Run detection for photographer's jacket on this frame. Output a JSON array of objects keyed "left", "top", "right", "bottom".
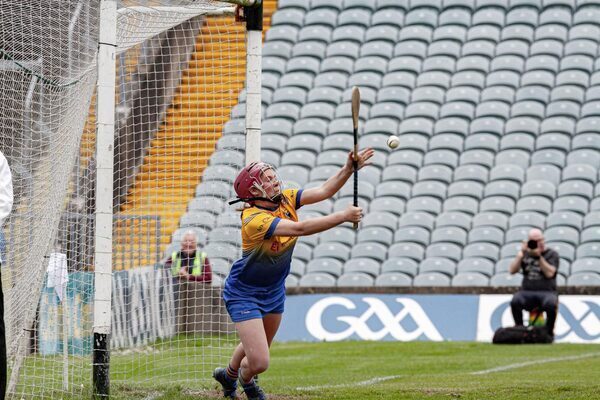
[{"left": 520, "top": 249, "right": 559, "bottom": 291}]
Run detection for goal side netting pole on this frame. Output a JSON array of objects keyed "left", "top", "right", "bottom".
[
  {"left": 93, "top": 0, "right": 117, "bottom": 398},
  {"left": 244, "top": 1, "right": 263, "bottom": 165}
]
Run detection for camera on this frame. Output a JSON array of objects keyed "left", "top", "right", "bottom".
[{"left": 527, "top": 240, "right": 538, "bottom": 249}]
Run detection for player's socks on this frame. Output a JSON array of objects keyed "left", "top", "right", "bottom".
[{"left": 226, "top": 364, "right": 239, "bottom": 381}]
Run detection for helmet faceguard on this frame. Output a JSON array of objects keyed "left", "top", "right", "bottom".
[{"left": 229, "top": 162, "right": 283, "bottom": 206}]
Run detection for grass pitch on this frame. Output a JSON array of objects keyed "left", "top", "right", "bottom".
[{"left": 17, "top": 340, "right": 600, "bottom": 399}]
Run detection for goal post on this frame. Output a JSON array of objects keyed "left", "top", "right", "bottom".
[
  {"left": 92, "top": 1, "right": 117, "bottom": 398},
  {"left": 1, "top": 0, "right": 264, "bottom": 398},
  {"left": 243, "top": 1, "right": 263, "bottom": 165}
]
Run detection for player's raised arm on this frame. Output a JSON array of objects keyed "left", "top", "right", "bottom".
[
  {"left": 300, "top": 148, "right": 374, "bottom": 206},
  {"left": 272, "top": 205, "right": 362, "bottom": 237}
]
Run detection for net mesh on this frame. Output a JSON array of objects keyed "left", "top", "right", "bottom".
[{"left": 0, "top": 0, "right": 267, "bottom": 397}]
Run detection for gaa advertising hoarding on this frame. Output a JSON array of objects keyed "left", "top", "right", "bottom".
[
  {"left": 276, "top": 294, "right": 600, "bottom": 344},
  {"left": 38, "top": 266, "right": 176, "bottom": 355}
]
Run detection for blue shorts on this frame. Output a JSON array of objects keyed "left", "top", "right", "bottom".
[{"left": 224, "top": 292, "right": 286, "bottom": 323}]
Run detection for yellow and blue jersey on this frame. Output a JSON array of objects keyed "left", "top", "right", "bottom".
[{"left": 223, "top": 189, "right": 303, "bottom": 302}]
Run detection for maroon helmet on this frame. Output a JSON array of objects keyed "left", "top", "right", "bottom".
[{"left": 231, "top": 162, "right": 282, "bottom": 205}]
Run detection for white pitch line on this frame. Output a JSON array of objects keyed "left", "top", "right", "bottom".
[
  {"left": 296, "top": 375, "right": 401, "bottom": 391},
  {"left": 471, "top": 352, "right": 600, "bottom": 375}
]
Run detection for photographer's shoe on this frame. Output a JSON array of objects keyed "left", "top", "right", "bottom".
[
  {"left": 213, "top": 367, "right": 238, "bottom": 399},
  {"left": 239, "top": 376, "right": 266, "bottom": 400}
]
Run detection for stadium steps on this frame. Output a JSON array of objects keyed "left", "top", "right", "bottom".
[{"left": 113, "top": 1, "right": 278, "bottom": 270}]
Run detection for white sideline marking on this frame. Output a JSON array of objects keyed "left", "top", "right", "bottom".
[
  {"left": 471, "top": 352, "right": 600, "bottom": 375},
  {"left": 296, "top": 375, "right": 401, "bottom": 391}
]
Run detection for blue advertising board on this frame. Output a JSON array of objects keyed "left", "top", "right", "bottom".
[{"left": 276, "top": 294, "right": 600, "bottom": 344}]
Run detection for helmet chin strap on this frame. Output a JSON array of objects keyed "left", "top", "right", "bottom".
[
  {"left": 229, "top": 180, "right": 282, "bottom": 206},
  {"left": 228, "top": 195, "right": 281, "bottom": 206}
]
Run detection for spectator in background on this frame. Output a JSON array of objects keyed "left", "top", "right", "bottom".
[
  {"left": 165, "top": 230, "right": 212, "bottom": 283},
  {"left": 0, "top": 150, "right": 14, "bottom": 399},
  {"left": 509, "top": 228, "right": 559, "bottom": 339}
]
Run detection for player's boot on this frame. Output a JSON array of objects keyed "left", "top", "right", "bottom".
[
  {"left": 239, "top": 376, "right": 266, "bottom": 400},
  {"left": 213, "top": 367, "right": 239, "bottom": 399}
]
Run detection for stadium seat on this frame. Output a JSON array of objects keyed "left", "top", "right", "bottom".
[
  {"left": 375, "top": 272, "right": 413, "bottom": 286},
  {"left": 299, "top": 272, "right": 337, "bottom": 287},
  {"left": 357, "top": 227, "right": 394, "bottom": 246},
  {"left": 572, "top": 133, "right": 600, "bottom": 151},
  {"left": 370, "top": 197, "right": 406, "bottom": 216},
  {"left": 567, "top": 272, "right": 600, "bottom": 286},
  {"left": 448, "top": 181, "right": 484, "bottom": 200},
  {"left": 484, "top": 180, "right": 520, "bottom": 201},
  {"left": 558, "top": 180, "right": 594, "bottom": 200},
  {"left": 472, "top": 211, "right": 509, "bottom": 231},
  {"left": 406, "top": 197, "right": 443, "bottom": 215},
  {"left": 337, "top": 272, "right": 375, "bottom": 287},
  {"left": 583, "top": 211, "right": 600, "bottom": 229},
  {"left": 189, "top": 196, "right": 224, "bottom": 216},
  {"left": 285, "top": 274, "right": 299, "bottom": 288},
  {"left": 517, "top": 196, "right": 553, "bottom": 215},
  {"left": 546, "top": 241, "right": 576, "bottom": 262},
  {"left": 426, "top": 243, "right": 462, "bottom": 262},
  {"left": 430, "top": 226, "right": 468, "bottom": 246},
  {"left": 463, "top": 243, "right": 500, "bottom": 262},
  {"left": 530, "top": 150, "right": 566, "bottom": 168},
  {"left": 412, "top": 181, "right": 447, "bottom": 201},
  {"left": 419, "top": 257, "right": 456, "bottom": 276},
  {"left": 195, "top": 181, "right": 232, "bottom": 199},
  {"left": 577, "top": 242, "right": 600, "bottom": 259},
  {"left": 562, "top": 164, "right": 597, "bottom": 184},
  {"left": 521, "top": 180, "right": 556, "bottom": 200},
  {"left": 351, "top": 242, "right": 388, "bottom": 262},
  {"left": 313, "top": 242, "right": 352, "bottom": 262},
  {"left": 344, "top": 258, "right": 380, "bottom": 277},
  {"left": 418, "top": 165, "right": 454, "bottom": 184},
  {"left": 480, "top": 196, "right": 516, "bottom": 215},
  {"left": 319, "top": 226, "right": 356, "bottom": 247},
  {"left": 388, "top": 243, "right": 426, "bottom": 262},
  {"left": 381, "top": 257, "right": 419, "bottom": 277},
  {"left": 526, "top": 164, "right": 561, "bottom": 186},
  {"left": 453, "top": 165, "right": 489, "bottom": 184},
  {"left": 553, "top": 196, "right": 589, "bottom": 215},
  {"left": 435, "top": 211, "right": 472, "bottom": 231},
  {"left": 202, "top": 165, "right": 237, "bottom": 183},
  {"left": 306, "top": 258, "right": 344, "bottom": 277},
  {"left": 394, "top": 226, "right": 430, "bottom": 247},
  {"left": 413, "top": 272, "right": 452, "bottom": 287},
  {"left": 362, "top": 211, "right": 398, "bottom": 232},
  {"left": 457, "top": 258, "right": 495, "bottom": 276},
  {"left": 468, "top": 226, "right": 504, "bottom": 246},
  {"left": 452, "top": 272, "right": 490, "bottom": 287},
  {"left": 490, "top": 272, "right": 523, "bottom": 287},
  {"left": 292, "top": 241, "right": 313, "bottom": 262},
  {"left": 216, "top": 212, "right": 242, "bottom": 229}
]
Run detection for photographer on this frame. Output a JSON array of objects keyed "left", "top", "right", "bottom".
[{"left": 509, "top": 228, "right": 559, "bottom": 339}]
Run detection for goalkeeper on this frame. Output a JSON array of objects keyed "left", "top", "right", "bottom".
[
  {"left": 0, "top": 150, "right": 13, "bottom": 399},
  {"left": 213, "top": 150, "right": 372, "bottom": 399}
]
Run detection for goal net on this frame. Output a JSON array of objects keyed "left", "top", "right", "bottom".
[{"left": 0, "top": 0, "right": 262, "bottom": 397}]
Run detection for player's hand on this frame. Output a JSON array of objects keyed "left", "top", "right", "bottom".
[
  {"left": 343, "top": 205, "right": 363, "bottom": 223},
  {"left": 345, "top": 148, "right": 375, "bottom": 171}
]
